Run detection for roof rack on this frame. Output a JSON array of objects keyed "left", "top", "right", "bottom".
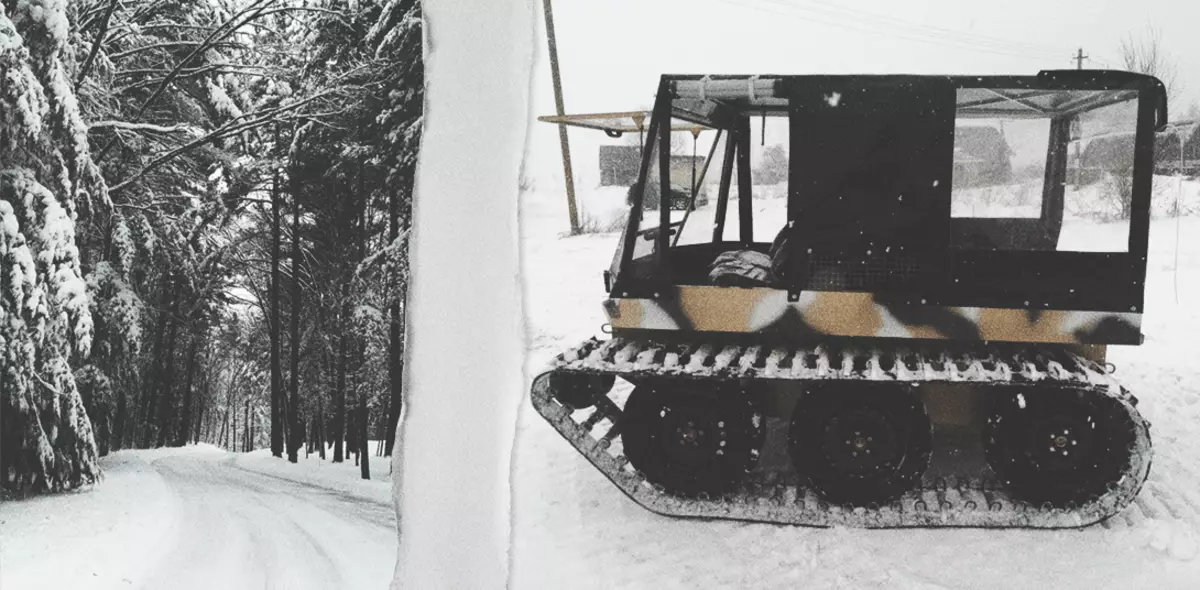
[{"left": 537, "top": 111, "right": 713, "bottom": 137}]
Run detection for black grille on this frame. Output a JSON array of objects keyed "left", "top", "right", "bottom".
[{"left": 804, "top": 254, "right": 924, "bottom": 291}]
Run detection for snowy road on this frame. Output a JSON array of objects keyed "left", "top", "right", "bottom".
[
  {"left": 140, "top": 454, "right": 397, "bottom": 590},
  {"left": 0, "top": 447, "right": 397, "bottom": 590}
]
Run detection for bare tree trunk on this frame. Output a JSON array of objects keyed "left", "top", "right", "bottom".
[
  {"left": 219, "top": 400, "right": 228, "bottom": 449},
  {"left": 196, "top": 405, "right": 205, "bottom": 445},
  {"left": 386, "top": 174, "right": 404, "bottom": 456},
  {"left": 271, "top": 173, "right": 284, "bottom": 457},
  {"left": 317, "top": 395, "right": 326, "bottom": 460},
  {"left": 194, "top": 376, "right": 206, "bottom": 446},
  {"left": 350, "top": 392, "right": 358, "bottom": 466},
  {"left": 226, "top": 394, "right": 234, "bottom": 451},
  {"left": 349, "top": 170, "right": 367, "bottom": 468},
  {"left": 243, "top": 398, "right": 250, "bottom": 452},
  {"left": 154, "top": 300, "right": 180, "bottom": 448},
  {"left": 360, "top": 390, "right": 370, "bottom": 479},
  {"left": 141, "top": 275, "right": 173, "bottom": 448},
  {"left": 288, "top": 181, "right": 302, "bottom": 462},
  {"left": 334, "top": 325, "right": 347, "bottom": 463},
  {"left": 112, "top": 390, "right": 127, "bottom": 452},
  {"left": 175, "top": 332, "right": 200, "bottom": 446}
]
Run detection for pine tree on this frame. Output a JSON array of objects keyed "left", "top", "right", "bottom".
[{"left": 1, "top": 0, "right": 106, "bottom": 496}]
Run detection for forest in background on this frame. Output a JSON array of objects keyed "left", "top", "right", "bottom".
[{"left": 1, "top": 0, "right": 423, "bottom": 497}]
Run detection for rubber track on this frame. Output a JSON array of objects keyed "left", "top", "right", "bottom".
[{"left": 530, "top": 336, "right": 1153, "bottom": 529}]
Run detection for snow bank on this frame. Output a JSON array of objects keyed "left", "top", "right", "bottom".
[
  {"left": 1062, "top": 176, "right": 1200, "bottom": 221},
  {"left": 231, "top": 444, "right": 392, "bottom": 506}
]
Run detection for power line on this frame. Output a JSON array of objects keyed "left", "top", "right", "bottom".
[
  {"left": 709, "top": 0, "right": 1072, "bottom": 63},
  {"left": 715, "top": 0, "right": 1060, "bottom": 59},
  {"left": 779, "top": 0, "right": 1068, "bottom": 58}
]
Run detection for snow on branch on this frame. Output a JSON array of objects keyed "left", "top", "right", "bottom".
[
  {"left": 354, "top": 229, "right": 410, "bottom": 279},
  {"left": 108, "top": 90, "right": 338, "bottom": 195},
  {"left": 88, "top": 121, "right": 198, "bottom": 134}
]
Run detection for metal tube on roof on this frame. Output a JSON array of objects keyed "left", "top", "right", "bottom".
[{"left": 674, "top": 77, "right": 779, "bottom": 100}]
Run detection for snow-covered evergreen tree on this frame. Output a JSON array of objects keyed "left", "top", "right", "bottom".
[{"left": 1, "top": 0, "right": 105, "bottom": 496}]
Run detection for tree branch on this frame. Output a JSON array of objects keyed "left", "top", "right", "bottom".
[
  {"left": 109, "top": 41, "right": 248, "bottom": 61},
  {"left": 75, "top": 0, "right": 121, "bottom": 90},
  {"left": 109, "top": 91, "right": 335, "bottom": 194},
  {"left": 133, "top": 0, "right": 275, "bottom": 119},
  {"left": 89, "top": 121, "right": 196, "bottom": 134},
  {"left": 95, "top": 0, "right": 277, "bottom": 164}
]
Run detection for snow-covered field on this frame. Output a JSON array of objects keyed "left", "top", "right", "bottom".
[
  {"left": 510, "top": 178, "right": 1200, "bottom": 589},
  {"left": 0, "top": 444, "right": 397, "bottom": 590}
]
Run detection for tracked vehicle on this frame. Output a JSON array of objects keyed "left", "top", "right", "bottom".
[{"left": 532, "top": 70, "right": 1167, "bottom": 528}]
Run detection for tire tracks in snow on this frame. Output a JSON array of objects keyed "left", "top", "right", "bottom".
[{"left": 136, "top": 453, "right": 396, "bottom": 589}]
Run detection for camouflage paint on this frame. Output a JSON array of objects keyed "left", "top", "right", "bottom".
[{"left": 604, "top": 285, "right": 1141, "bottom": 346}]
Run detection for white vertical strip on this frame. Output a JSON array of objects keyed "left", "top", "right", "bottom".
[{"left": 391, "top": 0, "right": 534, "bottom": 588}]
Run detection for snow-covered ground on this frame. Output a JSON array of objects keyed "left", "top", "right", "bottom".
[
  {"left": 0, "top": 444, "right": 397, "bottom": 590},
  {"left": 233, "top": 443, "right": 394, "bottom": 506},
  {"left": 511, "top": 178, "right": 1200, "bottom": 589}
]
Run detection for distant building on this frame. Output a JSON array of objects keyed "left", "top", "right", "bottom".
[
  {"left": 599, "top": 145, "right": 708, "bottom": 194},
  {"left": 599, "top": 145, "right": 640, "bottom": 186},
  {"left": 952, "top": 126, "right": 1013, "bottom": 188},
  {"left": 1154, "top": 120, "right": 1200, "bottom": 175},
  {"left": 1072, "top": 120, "right": 1200, "bottom": 179}
]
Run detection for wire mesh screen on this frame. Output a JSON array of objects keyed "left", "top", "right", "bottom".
[{"left": 803, "top": 254, "right": 925, "bottom": 291}]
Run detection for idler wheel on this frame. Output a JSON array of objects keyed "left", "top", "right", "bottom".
[{"left": 547, "top": 371, "right": 616, "bottom": 410}]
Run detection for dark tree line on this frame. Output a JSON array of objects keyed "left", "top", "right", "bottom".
[{"left": 2, "top": 0, "right": 422, "bottom": 497}]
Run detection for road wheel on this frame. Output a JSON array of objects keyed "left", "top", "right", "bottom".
[
  {"left": 788, "top": 384, "right": 932, "bottom": 507},
  {"left": 983, "top": 388, "right": 1135, "bottom": 507},
  {"left": 621, "top": 382, "right": 764, "bottom": 498}
]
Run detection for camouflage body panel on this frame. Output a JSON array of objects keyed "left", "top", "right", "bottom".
[{"left": 603, "top": 285, "right": 1142, "bottom": 347}]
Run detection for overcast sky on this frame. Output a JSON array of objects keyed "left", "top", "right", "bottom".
[{"left": 522, "top": 0, "right": 1199, "bottom": 187}]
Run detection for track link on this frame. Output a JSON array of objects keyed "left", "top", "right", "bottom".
[{"left": 530, "top": 336, "right": 1152, "bottom": 529}]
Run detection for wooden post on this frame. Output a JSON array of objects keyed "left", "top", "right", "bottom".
[{"left": 542, "top": 0, "right": 580, "bottom": 234}]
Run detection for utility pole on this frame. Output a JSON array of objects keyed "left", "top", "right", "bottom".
[
  {"left": 542, "top": 0, "right": 581, "bottom": 235},
  {"left": 1074, "top": 48, "right": 1089, "bottom": 70}
]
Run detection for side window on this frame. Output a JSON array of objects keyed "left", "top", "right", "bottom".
[
  {"left": 718, "top": 114, "right": 790, "bottom": 243},
  {"left": 618, "top": 113, "right": 720, "bottom": 259},
  {"left": 951, "top": 88, "right": 1139, "bottom": 253},
  {"left": 1059, "top": 98, "right": 1139, "bottom": 252},
  {"left": 951, "top": 119, "right": 1048, "bottom": 219},
  {"left": 669, "top": 125, "right": 722, "bottom": 247},
  {"left": 624, "top": 126, "right": 663, "bottom": 263}
]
